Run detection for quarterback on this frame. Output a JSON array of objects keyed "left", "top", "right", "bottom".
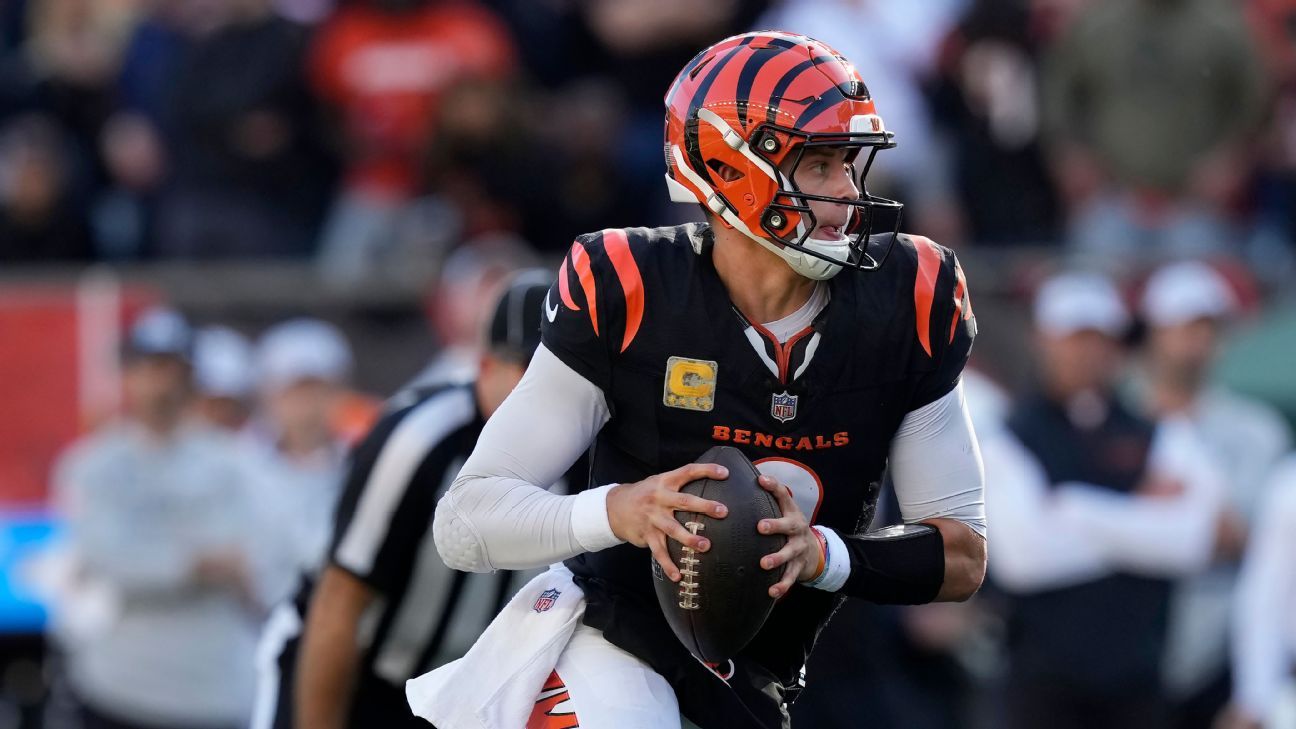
[{"left": 411, "top": 31, "right": 987, "bottom": 729}]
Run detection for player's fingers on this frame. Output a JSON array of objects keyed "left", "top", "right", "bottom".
[
  {"left": 762, "top": 542, "right": 808, "bottom": 598},
  {"left": 665, "top": 463, "right": 729, "bottom": 491},
  {"left": 757, "top": 474, "right": 801, "bottom": 515},
  {"left": 647, "top": 532, "right": 681, "bottom": 582},
  {"left": 761, "top": 542, "right": 799, "bottom": 572},
  {"left": 769, "top": 561, "right": 801, "bottom": 599},
  {"left": 757, "top": 514, "right": 804, "bottom": 536},
  {"left": 670, "top": 493, "right": 728, "bottom": 519},
  {"left": 653, "top": 513, "right": 711, "bottom": 553}
]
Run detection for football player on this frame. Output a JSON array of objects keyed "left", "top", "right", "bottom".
[{"left": 416, "top": 31, "right": 987, "bottom": 729}]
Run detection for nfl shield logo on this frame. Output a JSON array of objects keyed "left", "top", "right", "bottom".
[
  {"left": 771, "top": 391, "right": 798, "bottom": 423},
  {"left": 532, "top": 588, "right": 561, "bottom": 613}
]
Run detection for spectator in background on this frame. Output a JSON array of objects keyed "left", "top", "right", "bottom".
[
  {"left": 410, "top": 234, "right": 537, "bottom": 387},
  {"left": 1042, "top": 0, "right": 1269, "bottom": 263},
  {"left": 96, "top": 0, "right": 202, "bottom": 259},
  {"left": 758, "top": 0, "right": 968, "bottom": 244},
  {"left": 248, "top": 318, "right": 354, "bottom": 601},
  {"left": 571, "top": 0, "right": 764, "bottom": 227},
  {"left": 984, "top": 272, "right": 1224, "bottom": 729},
  {"left": 261, "top": 273, "right": 575, "bottom": 729},
  {"left": 421, "top": 77, "right": 535, "bottom": 241},
  {"left": 929, "top": 0, "right": 1062, "bottom": 246},
  {"left": 92, "top": 109, "right": 166, "bottom": 259},
  {"left": 1243, "top": 0, "right": 1296, "bottom": 278},
  {"left": 114, "top": 0, "right": 209, "bottom": 128},
  {"left": 528, "top": 79, "right": 659, "bottom": 250},
  {"left": 153, "top": 0, "right": 334, "bottom": 259},
  {"left": 309, "top": 0, "right": 516, "bottom": 280},
  {"left": 0, "top": 113, "right": 92, "bottom": 261},
  {"left": 1218, "top": 458, "right": 1296, "bottom": 729},
  {"left": 50, "top": 307, "right": 270, "bottom": 729},
  {"left": 192, "top": 325, "right": 256, "bottom": 432},
  {"left": 21, "top": 0, "right": 137, "bottom": 178},
  {"left": 422, "top": 76, "right": 644, "bottom": 252},
  {"left": 1127, "top": 262, "right": 1293, "bottom": 729}
]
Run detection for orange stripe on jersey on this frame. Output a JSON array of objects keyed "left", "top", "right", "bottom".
[
  {"left": 602, "top": 229, "right": 644, "bottom": 353},
  {"left": 949, "top": 259, "right": 972, "bottom": 344},
  {"left": 912, "top": 236, "right": 943, "bottom": 357},
  {"left": 570, "top": 241, "right": 599, "bottom": 336},
  {"left": 540, "top": 671, "right": 566, "bottom": 692},
  {"left": 558, "top": 254, "right": 579, "bottom": 311},
  {"left": 527, "top": 670, "right": 580, "bottom": 729}
]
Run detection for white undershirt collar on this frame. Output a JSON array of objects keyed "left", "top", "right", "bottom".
[{"left": 762, "top": 282, "right": 829, "bottom": 343}]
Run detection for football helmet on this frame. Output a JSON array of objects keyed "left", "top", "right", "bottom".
[{"left": 664, "top": 31, "right": 902, "bottom": 279}]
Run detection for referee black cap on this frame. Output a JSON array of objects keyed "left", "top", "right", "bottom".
[{"left": 487, "top": 269, "right": 553, "bottom": 364}]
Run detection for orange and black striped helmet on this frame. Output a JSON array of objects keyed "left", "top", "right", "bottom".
[{"left": 664, "top": 31, "right": 902, "bottom": 274}]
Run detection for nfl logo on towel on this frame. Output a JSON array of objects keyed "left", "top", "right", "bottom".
[
  {"left": 532, "top": 588, "right": 561, "bottom": 613},
  {"left": 771, "top": 391, "right": 798, "bottom": 423}
]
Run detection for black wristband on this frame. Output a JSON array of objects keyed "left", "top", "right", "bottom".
[{"left": 840, "top": 523, "right": 945, "bottom": 604}]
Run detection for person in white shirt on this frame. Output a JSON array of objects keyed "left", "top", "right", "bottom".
[
  {"left": 1130, "top": 261, "right": 1292, "bottom": 728},
  {"left": 1216, "top": 457, "right": 1296, "bottom": 729},
  {"left": 51, "top": 307, "right": 271, "bottom": 729},
  {"left": 246, "top": 318, "right": 355, "bottom": 603},
  {"left": 983, "top": 272, "right": 1224, "bottom": 729},
  {"left": 191, "top": 325, "right": 256, "bottom": 433}
]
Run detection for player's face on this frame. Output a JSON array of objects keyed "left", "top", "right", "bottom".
[
  {"left": 267, "top": 379, "right": 342, "bottom": 440},
  {"left": 1038, "top": 329, "right": 1123, "bottom": 395},
  {"left": 786, "top": 146, "right": 860, "bottom": 241},
  {"left": 123, "top": 355, "right": 192, "bottom": 419},
  {"left": 1148, "top": 317, "right": 1220, "bottom": 377}
]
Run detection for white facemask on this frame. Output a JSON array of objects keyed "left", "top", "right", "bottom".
[
  {"left": 748, "top": 201, "right": 857, "bottom": 280},
  {"left": 750, "top": 234, "right": 847, "bottom": 280}
]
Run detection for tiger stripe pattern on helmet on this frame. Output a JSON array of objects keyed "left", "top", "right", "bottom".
[{"left": 662, "top": 31, "right": 901, "bottom": 276}]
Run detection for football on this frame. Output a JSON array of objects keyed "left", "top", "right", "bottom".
[{"left": 653, "top": 445, "right": 786, "bottom": 664}]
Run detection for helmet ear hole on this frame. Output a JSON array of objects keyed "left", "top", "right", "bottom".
[{"left": 707, "top": 159, "right": 746, "bottom": 182}]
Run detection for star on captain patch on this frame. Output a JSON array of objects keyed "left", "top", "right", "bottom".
[{"left": 771, "top": 391, "right": 798, "bottom": 423}]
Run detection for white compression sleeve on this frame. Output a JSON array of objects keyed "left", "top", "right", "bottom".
[
  {"left": 888, "top": 382, "right": 987, "bottom": 538},
  {"left": 433, "top": 345, "right": 621, "bottom": 573}
]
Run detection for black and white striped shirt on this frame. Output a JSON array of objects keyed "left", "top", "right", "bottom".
[{"left": 302, "top": 382, "right": 574, "bottom": 685}]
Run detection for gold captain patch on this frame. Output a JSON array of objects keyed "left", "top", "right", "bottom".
[{"left": 663, "top": 356, "right": 717, "bottom": 412}]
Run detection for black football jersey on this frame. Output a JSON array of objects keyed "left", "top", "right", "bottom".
[{"left": 541, "top": 222, "right": 975, "bottom": 728}]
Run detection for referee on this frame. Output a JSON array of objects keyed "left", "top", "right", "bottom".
[{"left": 253, "top": 271, "right": 576, "bottom": 729}]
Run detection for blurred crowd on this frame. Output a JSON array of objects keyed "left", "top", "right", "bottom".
[
  {"left": 799, "top": 260, "right": 1296, "bottom": 729},
  {"left": 2, "top": 0, "right": 1296, "bottom": 278},
  {"left": 35, "top": 239, "right": 537, "bottom": 729},
  {"left": 43, "top": 309, "right": 359, "bottom": 729},
  {"left": 2, "top": 0, "right": 1296, "bottom": 728}
]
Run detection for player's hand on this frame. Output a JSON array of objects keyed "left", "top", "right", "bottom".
[
  {"left": 756, "top": 474, "right": 820, "bottom": 598},
  {"left": 607, "top": 463, "right": 729, "bottom": 583}
]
